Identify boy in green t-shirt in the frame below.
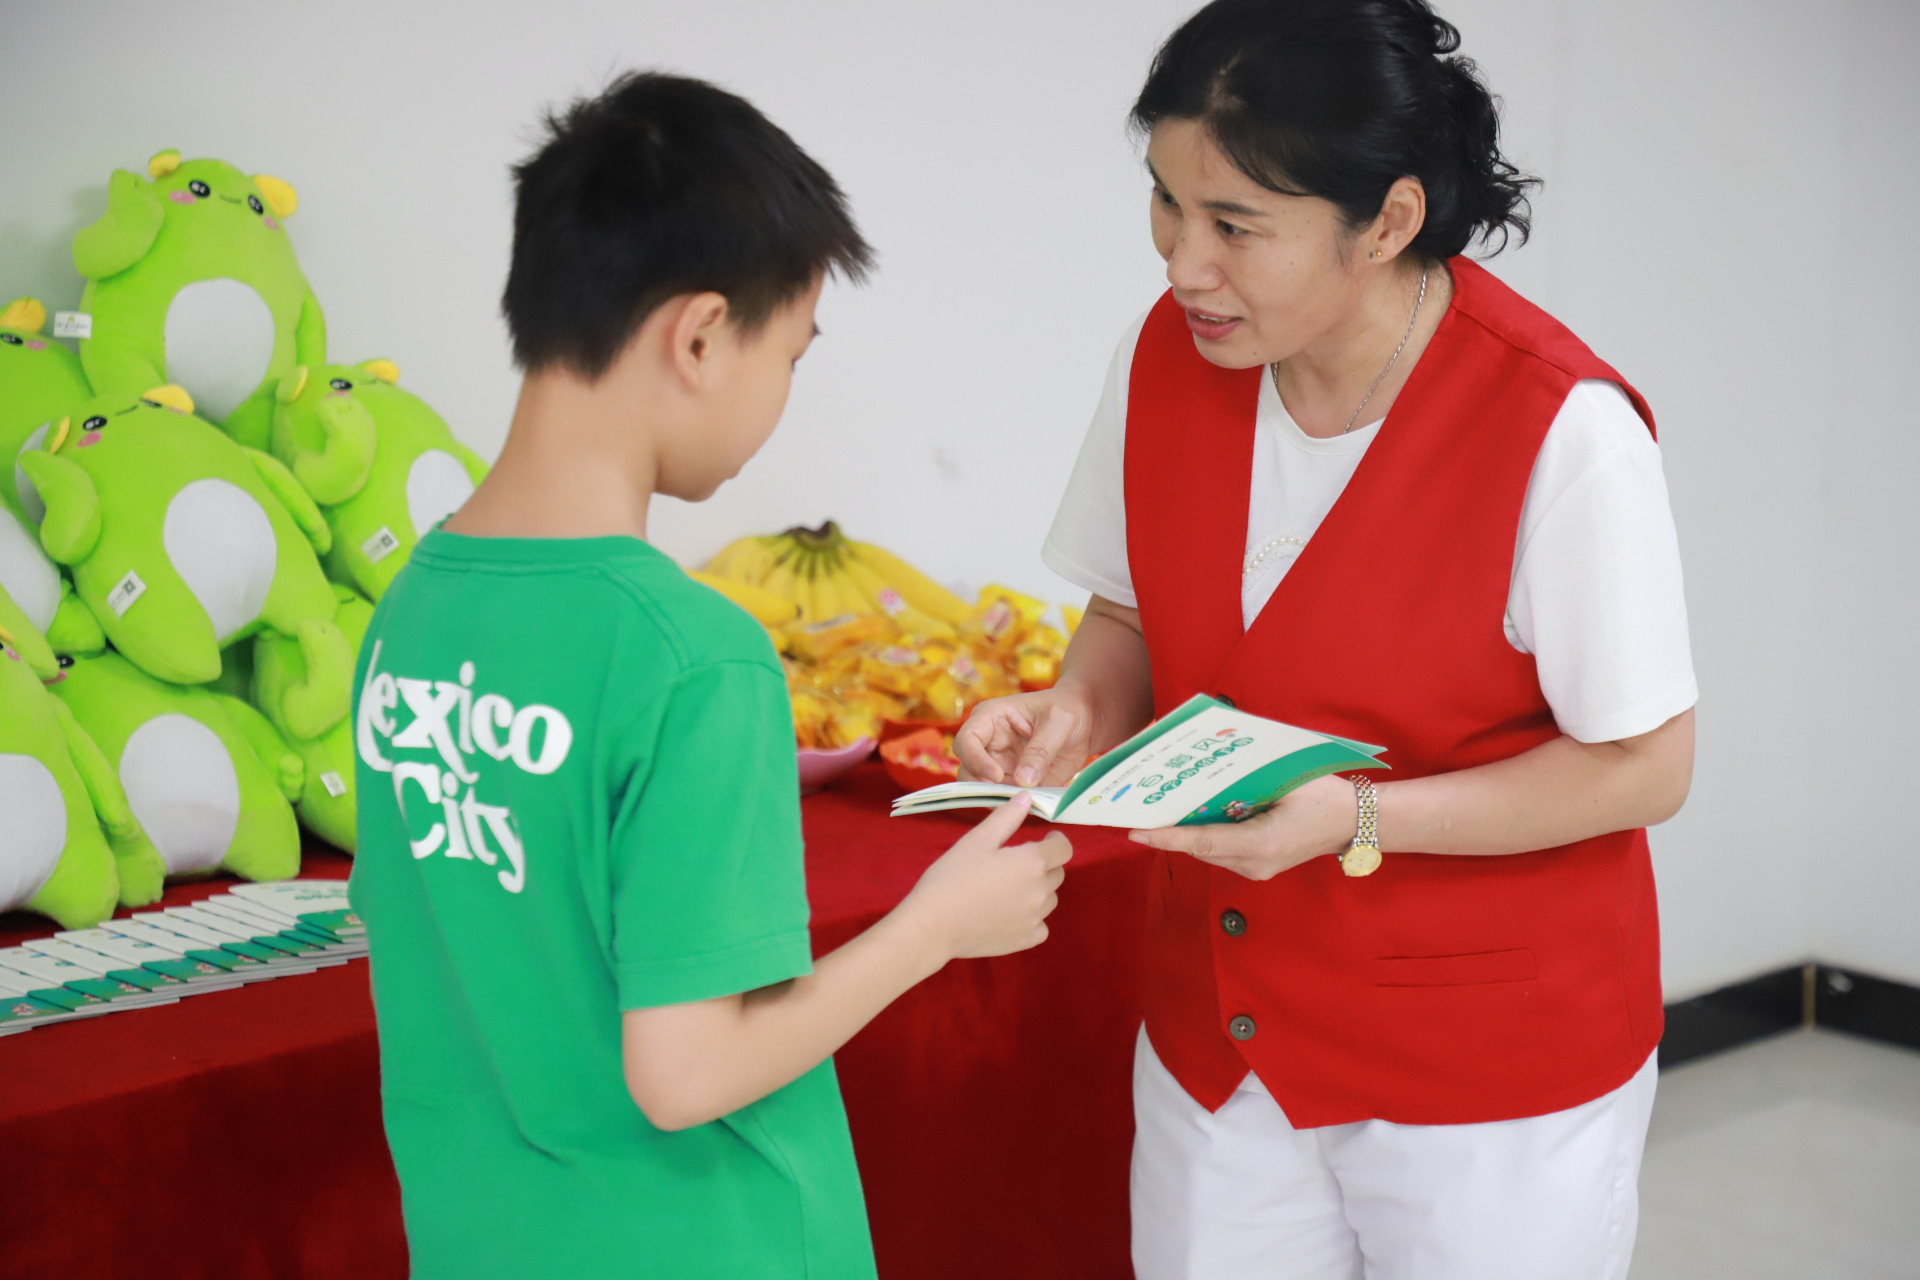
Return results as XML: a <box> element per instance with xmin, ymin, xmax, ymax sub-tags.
<box><xmin>349</xmin><ymin>72</ymin><xmax>1071</xmax><ymax>1280</ymax></box>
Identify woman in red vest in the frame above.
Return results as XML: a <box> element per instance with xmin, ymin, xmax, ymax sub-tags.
<box><xmin>957</xmin><ymin>1</ymin><xmax>1696</xmax><ymax>1276</ymax></box>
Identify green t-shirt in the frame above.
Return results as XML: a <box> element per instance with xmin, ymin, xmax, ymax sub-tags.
<box><xmin>350</xmin><ymin>531</ymin><xmax>874</xmax><ymax>1280</ymax></box>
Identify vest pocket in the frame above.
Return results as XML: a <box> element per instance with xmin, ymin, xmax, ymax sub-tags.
<box><xmin>1368</xmin><ymin>948</ymin><xmax>1538</xmax><ymax>987</ymax></box>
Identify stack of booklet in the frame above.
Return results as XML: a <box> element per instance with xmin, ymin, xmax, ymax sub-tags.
<box><xmin>0</xmin><ymin>880</ymin><xmax>366</xmax><ymax>1036</ymax></box>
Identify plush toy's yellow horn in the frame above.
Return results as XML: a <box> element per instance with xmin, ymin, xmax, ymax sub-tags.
<box><xmin>0</xmin><ymin>624</ymin><xmax>15</xmax><ymax>648</ymax></box>
<box><xmin>0</xmin><ymin>298</ymin><xmax>46</xmax><ymax>332</ymax></box>
<box><xmin>278</xmin><ymin>366</ymin><xmax>309</xmax><ymax>403</ymax></box>
<box><xmin>47</xmin><ymin>417</ymin><xmax>70</xmax><ymax>453</ymax></box>
<box><xmin>362</xmin><ymin>359</ymin><xmax>401</xmax><ymax>385</ymax></box>
<box><xmin>149</xmin><ymin>149</ymin><xmax>182</xmax><ymax>179</ymax></box>
<box><xmin>144</xmin><ymin>385</ymin><xmax>195</xmax><ymax>414</ymax></box>
<box><xmin>253</xmin><ymin>174</ymin><xmax>298</xmax><ymax>219</ymax></box>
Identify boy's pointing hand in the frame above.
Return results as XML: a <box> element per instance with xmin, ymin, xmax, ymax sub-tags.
<box><xmin>903</xmin><ymin>795</ymin><xmax>1073</xmax><ymax>960</ymax></box>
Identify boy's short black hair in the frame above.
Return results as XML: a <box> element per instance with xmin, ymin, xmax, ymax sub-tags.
<box><xmin>503</xmin><ymin>71</ymin><xmax>873</xmax><ymax>378</ymax></box>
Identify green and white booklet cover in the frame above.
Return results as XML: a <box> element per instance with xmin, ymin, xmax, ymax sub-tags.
<box><xmin>891</xmin><ymin>693</ymin><xmax>1387</xmax><ymax>829</ymax></box>
<box><xmin>229</xmin><ymin>881</ymin><xmax>365</xmax><ymax>941</ymax></box>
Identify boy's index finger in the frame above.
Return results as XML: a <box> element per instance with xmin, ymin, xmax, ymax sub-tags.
<box><xmin>971</xmin><ymin>792</ymin><xmax>1035</xmax><ymax>846</ymax></box>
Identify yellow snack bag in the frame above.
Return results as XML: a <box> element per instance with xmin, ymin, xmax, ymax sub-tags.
<box><xmin>828</xmin><ymin>699</ymin><xmax>883</xmax><ymax>748</ymax></box>
<box><xmin>1024</xmin><ymin>624</ymin><xmax>1067</xmax><ymax>655</ymax></box>
<box><xmin>1015</xmin><ymin>646</ymin><xmax>1062</xmax><ymax>690</ymax></box>
<box><xmin>788</xmin><ymin>613</ymin><xmax>893</xmax><ymax>663</ymax></box>
<box><xmin>861</xmin><ymin>645</ymin><xmax>932</xmax><ymax>697</ymax></box>
<box><xmin>850</xmin><ymin>687</ymin><xmax>912</xmax><ymax>723</ymax></box>
<box><xmin>819</xmin><ymin>652</ymin><xmax>871</xmax><ymax>699</ymax></box>
<box><xmin>790</xmin><ymin>688</ymin><xmax>837</xmax><ymax>750</ymax></box>
<box><xmin>917</xmin><ymin>637</ymin><xmax>959</xmax><ymax>668</ymax></box>
<box><xmin>947</xmin><ymin>649</ymin><xmax>987</xmax><ymax>689</ymax></box>
<box><xmin>956</xmin><ymin>642</ymin><xmax>1020</xmax><ymax>699</ymax></box>
<box><xmin>968</xmin><ymin>584</ymin><xmax>1046</xmax><ymax>650</ymax></box>
<box><xmin>917</xmin><ymin>672</ymin><xmax>971</xmax><ymax>724</ymax></box>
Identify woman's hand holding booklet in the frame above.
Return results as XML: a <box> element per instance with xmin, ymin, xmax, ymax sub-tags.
<box><xmin>892</xmin><ymin>694</ymin><xmax>1385</xmax><ymax>830</ymax></box>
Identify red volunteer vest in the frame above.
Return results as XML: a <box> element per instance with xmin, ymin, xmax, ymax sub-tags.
<box><xmin>1124</xmin><ymin>258</ymin><xmax>1663</xmax><ymax>1127</ymax></box>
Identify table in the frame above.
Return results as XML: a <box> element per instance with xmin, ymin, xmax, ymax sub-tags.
<box><xmin>0</xmin><ymin>763</ymin><xmax>1152</xmax><ymax>1280</ymax></box>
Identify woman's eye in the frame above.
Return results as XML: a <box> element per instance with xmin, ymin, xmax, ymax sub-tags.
<box><xmin>188</xmin><ymin>180</ymin><xmax>211</xmax><ymax>198</ymax></box>
<box><xmin>329</xmin><ymin>378</ymin><xmax>353</xmax><ymax>391</ymax></box>
<box><xmin>84</xmin><ymin>415</ymin><xmax>107</xmax><ymax>431</ymax></box>
<box><xmin>1155</xmin><ymin>188</ymin><xmax>1177</xmax><ymax>208</ymax></box>
<box><xmin>0</xmin><ymin>333</ymin><xmax>20</xmax><ymax>346</ymax></box>
<box><xmin>248</xmin><ymin>194</ymin><xmax>264</xmax><ymax>215</ymax></box>
<box><xmin>1216</xmin><ymin>220</ymin><xmax>1245</xmax><ymax>237</ymax></box>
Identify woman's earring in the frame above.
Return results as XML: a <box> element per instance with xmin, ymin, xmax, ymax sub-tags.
<box><xmin>1370</xmin><ymin>249</ymin><xmax>1384</xmax><ymax>259</ymax></box>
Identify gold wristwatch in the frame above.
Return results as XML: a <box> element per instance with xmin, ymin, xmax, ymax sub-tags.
<box><xmin>1340</xmin><ymin>776</ymin><xmax>1382</xmax><ymax>877</ymax></box>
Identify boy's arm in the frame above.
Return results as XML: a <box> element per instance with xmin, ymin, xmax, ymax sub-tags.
<box><xmin>621</xmin><ymin>797</ymin><xmax>1068</xmax><ymax>1132</ymax></box>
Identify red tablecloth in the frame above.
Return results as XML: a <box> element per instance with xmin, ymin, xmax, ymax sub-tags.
<box><xmin>0</xmin><ymin>763</ymin><xmax>1150</xmax><ymax>1280</ymax></box>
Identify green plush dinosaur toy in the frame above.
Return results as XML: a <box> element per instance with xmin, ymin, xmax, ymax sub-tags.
<box><xmin>253</xmin><ymin>583</ymin><xmax>373</xmax><ymax>851</ymax></box>
<box><xmin>51</xmin><ymin>648</ymin><xmax>303</xmax><ymax>886</ymax></box>
<box><xmin>270</xmin><ymin>359</ymin><xmax>488</xmax><ymax>599</ymax></box>
<box><xmin>71</xmin><ymin>150</ymin><xmax>325</xmax><ymax>451</ymax></box>
<box><xmin>0</xmin><ymin>597</ymin><xmax>165</xmax><ymax>926</ymax></box>
<box><xmin>2</xmin><ymin>297</ymin><xmax>93</xmax><ymax>498</ymax></box>
<box><xmin>0</xmin><ymin>297</ymin><xmax>104</xmax><ymax>656</ymax></box>
<box><xmin>16</xmin><ymin>385</ymin><xmax>352</xmax><ymax>739</ymax></box>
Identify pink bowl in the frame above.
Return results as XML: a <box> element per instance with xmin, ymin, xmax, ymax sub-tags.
<box><xmin>798</xmin><ymin>737</ymin><xmax>876</xmax><ymax>795</ymax></box>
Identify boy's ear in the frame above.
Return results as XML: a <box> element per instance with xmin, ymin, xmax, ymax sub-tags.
<box><xmin>668</xmin><ymin>291</ymin><xmax>733</xmax><ymax>388</ymax></box>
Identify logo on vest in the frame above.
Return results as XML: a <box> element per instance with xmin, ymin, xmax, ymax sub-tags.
<box><xmin>356</xmin><ymin>640</ymin><xmax>574</xmax><ymax>894</ymax></box>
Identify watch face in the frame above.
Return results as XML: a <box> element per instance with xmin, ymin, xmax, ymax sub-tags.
<box><xmin>1341</xmin><ymin>844</ymin><xmax>1383</xmax><ymax>877</ymax></box>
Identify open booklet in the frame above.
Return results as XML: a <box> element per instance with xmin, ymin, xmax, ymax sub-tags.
<box><xmin>890</xmin><ymin>694</ymin><xmax>1388</xmax><ymax>829</ymax></box>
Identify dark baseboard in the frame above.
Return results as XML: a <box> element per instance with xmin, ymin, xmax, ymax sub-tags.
<box><xmin>1813</xmin><ymin>964</ymin><xmax>1920</xmax><ymax>1054</ymax></box>
<box><xmin>1659</xmin><ymin>965</ymin><xmax>1806</xmax><ymax>1069</ymax></box>
<box><xmin>1660</xmin><ymin>961</ymin><xmax>1920</xmax><ymax>1069</ymax></box>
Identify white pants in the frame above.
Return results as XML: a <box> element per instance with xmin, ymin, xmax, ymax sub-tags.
<box><xmin>1130</xmin><ymin>1027</ymin><xmax>1657</xmax><ymax>1280</ymax></box>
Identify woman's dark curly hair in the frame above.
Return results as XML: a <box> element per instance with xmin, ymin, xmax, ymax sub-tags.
<box><xmin>1133</xmin><ymin>0</ymin><xmax>1538</xmax><ymax>258</ymax></box>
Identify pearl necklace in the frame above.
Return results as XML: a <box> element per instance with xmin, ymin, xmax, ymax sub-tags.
<box><xmin>1243</xmin><ymin>534</ymin><xmax>1306</xmax><ymax>577</ymax></box>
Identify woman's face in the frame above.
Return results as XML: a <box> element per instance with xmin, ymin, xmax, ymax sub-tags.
<box><xmin>1147</xmin><ymin>119</ymin><xmax>1363</xmax><ymax>370</ymax></box>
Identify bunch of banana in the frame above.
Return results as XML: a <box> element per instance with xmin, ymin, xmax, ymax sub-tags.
<box><xmin>687</xmin><ymin>570</ymin><xmax>800</xmax><ymax>628</ymax></box>
<box><xmin>704</xmin><ymin>522</ymin><xmax>971</xmax><ymax>634</ymax></box>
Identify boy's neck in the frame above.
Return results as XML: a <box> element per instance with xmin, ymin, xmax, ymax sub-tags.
<box><xmin>444</xmin><ymin>366</ymin><xmax>659</xmax><ymax>541</ymax></box>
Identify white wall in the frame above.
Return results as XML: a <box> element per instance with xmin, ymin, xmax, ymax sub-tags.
<box><xmin>1805</xmin><ymin>0</ymin><xmax>1920</xmax><ymax>987</ymax></box>
<box><xmin>2</xmin><ymin>0</ymin><xmax>1913</xmax><ymax>995</ymax></box>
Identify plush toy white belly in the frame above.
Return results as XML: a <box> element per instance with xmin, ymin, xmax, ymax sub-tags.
<box><xmin>0</xmin><ymin>754</ymin><xmax>66</xmax><ymax>911</ymax></box>
<box><xmin>119</xmin><ymin>713</ymin><xmax>238</xmax><ymax>876</ymax></box>
<box><xmin>406</xmin><ymin>449</ymin><xmax>475</xmax><ymax>536</ymax></box>
<box><xmin>163</xmin><ymin>478</ymin><xmax>277</xmax><ymax>643</ymax></box>
<box><xmin>0</xmin><ymin>506</ymin><xmax>60</xmax><ymax>631</ymax></box>
<box><xmin>164</xmin><ymin>278</ymin><xmax>276</xmax><ymax>423</ymax></box>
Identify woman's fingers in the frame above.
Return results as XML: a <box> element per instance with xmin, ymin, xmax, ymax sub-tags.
<box><xmin>1013</xmin><ymin>703</ymin><xmax>1084</xmax><ymax>787</ymax></box>
<box><xmin>956</xmin><ymin>701</ymin><xmax>1041</xmax><ymax>783</ymax></box>
<box><xmin>953</xmin><ymin>717</ymin><xmax>1001</xmax><ymax>782</ymax></box>
<box><xmin>1130</xmin><ymin>825</ymin><xmax>1234</xmax><ymax>858</ymax></box>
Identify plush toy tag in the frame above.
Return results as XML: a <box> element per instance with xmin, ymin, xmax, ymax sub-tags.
<box><xmin>52</xmin><ymin>311</ymin><xmax>93</xmax><ymax>340</ymax></box>
<box><xmin>107</xmin><ymin>570</ymin><xmax>147</xmax><ymax>617</ymax></box>
<box><xmin>320</xmin><ymin>770</ymin><xmax>348</xmax><ymax>798</ymax></box>
<box><xmin>361</xmin><ymin>526</ymin><xmax>402</xmax><ymax>564</ymax></box>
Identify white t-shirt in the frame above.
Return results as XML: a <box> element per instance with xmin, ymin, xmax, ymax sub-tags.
<box><xmin>1042</xmin><ymin>312</ymin><xmax>1698</xmax><ymax>745</ymax></box>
